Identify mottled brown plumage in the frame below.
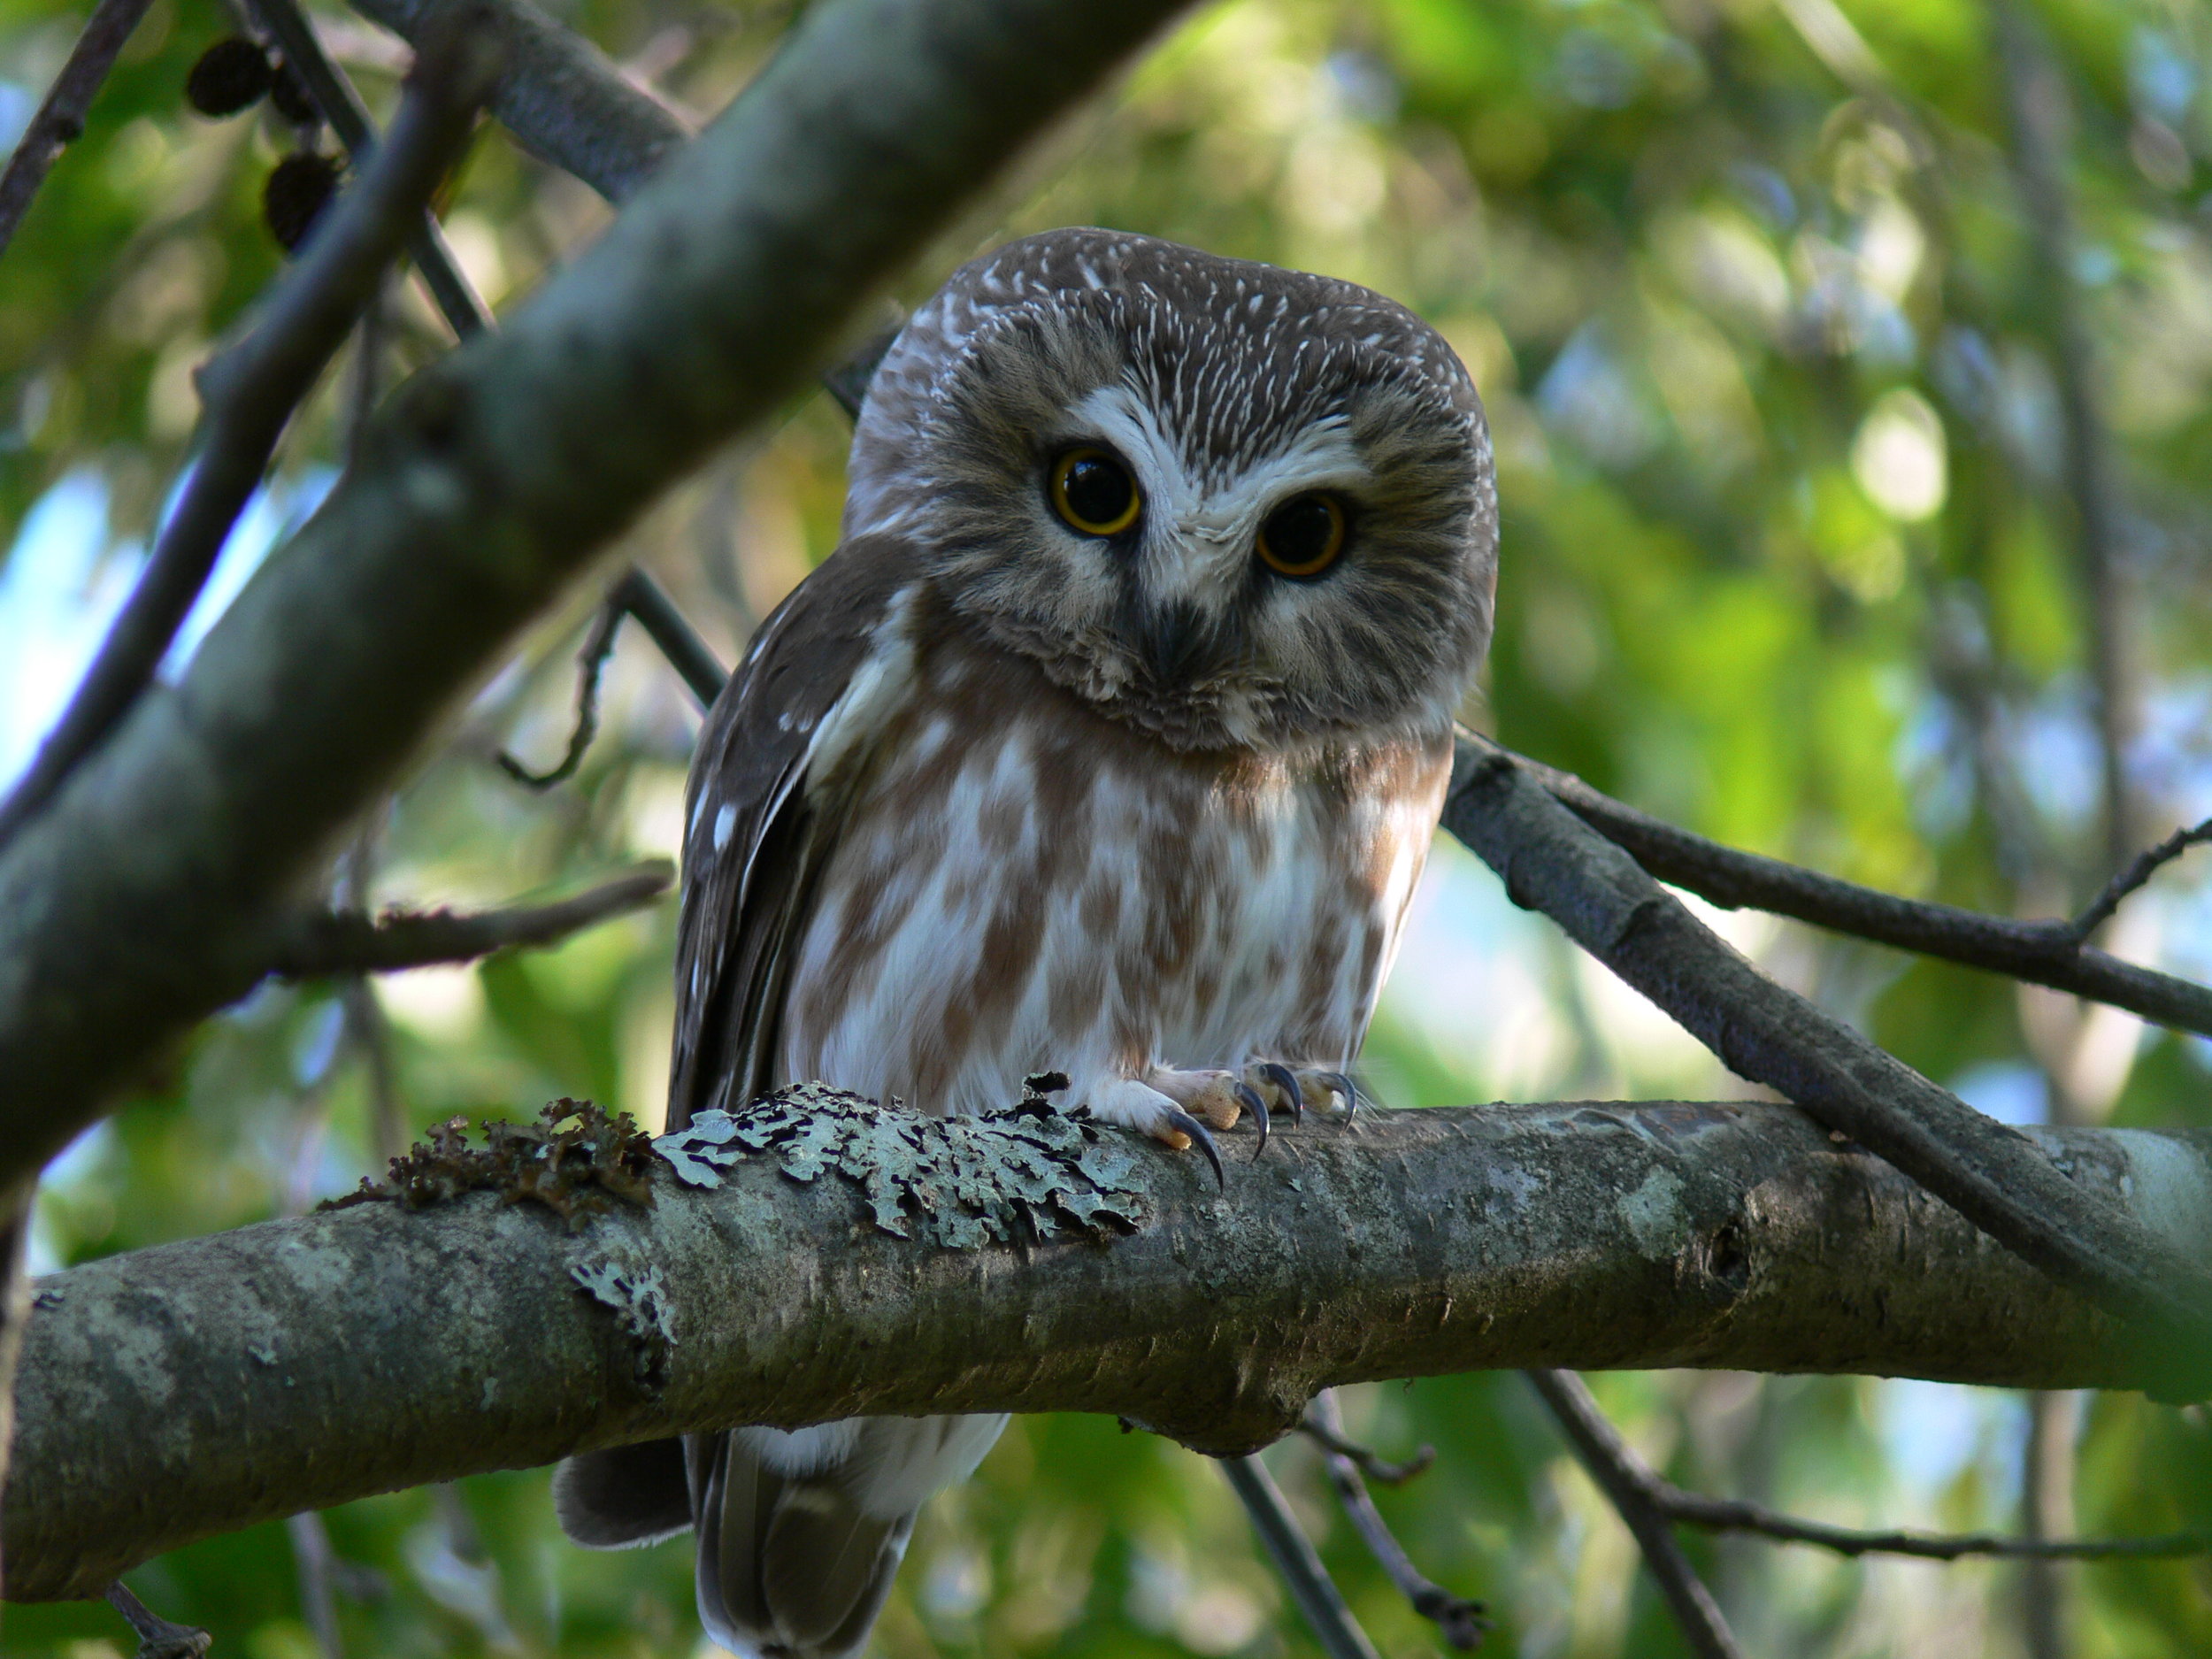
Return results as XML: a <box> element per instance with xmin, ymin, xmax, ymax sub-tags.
<box><xmin>556</xmin><ymin>228</ymin><xmax>1497</xmax><ymax>1659</ymax></box>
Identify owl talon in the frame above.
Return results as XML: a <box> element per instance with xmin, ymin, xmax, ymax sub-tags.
<box><xmin>1252</xmin><ymin>1062</ymin><xmax>1304</xmax><ymax>1125</ymax></box>
<box><xmin>1235</xmin><ymin>1080</ymin><xmax>1271</xmax><ymax>1157</ymax></box>
<box><xmin>1315</xmin><ymin>1070</ymin><xmax>1362</xmax><ymax>1119</ymax></box>
<box><xmin>1160</xmin><ymin>1106</ymin><xmax>1226</xmax><ymax>1188</ymax></box>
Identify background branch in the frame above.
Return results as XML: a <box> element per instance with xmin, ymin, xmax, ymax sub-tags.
<box><xmin>269</xmin><ymin>862</ymin><xmax>670</xmax><ymax>977</ymax></box>
<box><xmin>1526</xmin><ymin>1369</ymin><xmax>1744</xmax><ymax>1659</ymax></box>
<box><xmin>1219</xmin><ymin>1455</ymin><xmax>1380</xmax><ymax>1659</ymax></box>
<box><xmin>0</xmin><ymin>0</ymin><xmax>155</xmax><ymax>258</ymax></box>
<box><xmin>8</xmin><ymin>1099</ymin><xmax>2208</xmax><ymax>1601</ymax></box>
<box><xmin>0</xmin><ymin>18</ymin><xmax>499</xmax><ymax>852</ymax></box>
<box><xmin>1445</xmin><ymin>734</ymin><xmax>2212</xmax><ymax>1389</ymax></box>
<box><xmin>1503</xmin><ymin>745</ymin><xmax>2212</xmax><ymax>1039</ymax></box>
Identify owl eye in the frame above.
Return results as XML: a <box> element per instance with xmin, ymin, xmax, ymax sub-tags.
<box><xmin>1256</xmin><ymin>493</ymin><xmax>1347</xmax><ymax>579</ymax></box>
<box><xmin>1048</xmin><ymin>448</ymin><xmax>1141</xmax><ymax>537</ymax></box>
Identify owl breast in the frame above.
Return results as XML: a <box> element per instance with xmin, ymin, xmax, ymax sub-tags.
<box><xmin>777</xmin><ymin>627</ymin><xmax>1450</xmax><ymax>1117</ymax></box>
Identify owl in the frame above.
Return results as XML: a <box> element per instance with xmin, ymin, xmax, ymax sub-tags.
<box><xmin>552</xmin><ymin>228</ymin><xmax>1498</xmax><ymax>1658</ymax></box>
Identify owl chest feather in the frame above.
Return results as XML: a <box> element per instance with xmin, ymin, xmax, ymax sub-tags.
<box><xmin>777</xmin><ymin>634</ymin><xmax>1448</xmax><ymax>1118</ymax></box>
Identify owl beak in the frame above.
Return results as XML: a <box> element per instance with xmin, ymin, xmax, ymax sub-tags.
<box><xmin>1133</xmin><ymin>597</ymin><xmax>1218</xmax><ymax>687</ymax></box>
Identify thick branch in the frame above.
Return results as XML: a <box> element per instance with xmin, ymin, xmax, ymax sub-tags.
<box><xmin>8</xmin><ymin>1101</ymin><xmax>2208</xmax><ymax>1601</ymax></box>
<box><xmin>0</xmin><ymin>20</ymin><xmax>498</xmax><ymax>852</ymax></box>
<box><xmin>0</xmin><ymin>0</ymin><xmax>155</xmax><ymax>257</ymax></box>
<box><xmin>1447</xmin><ymin>736</ymin><xmax>2212</xmax><ymax>1390</ymax></box>
<box><xmin>269</xmin><ymin>862</ymin><xmax>670</xmax><ymax>977</ymax></box>
<box><xmin>0</xmin><ymin>0</ymin><xmax>1196</xmax><ymax>1188</ymax></box>
<box><xmin>1506</xmin><ymin>747</ymin><xmax>2212</xmax><ymax>1040</ymax></box>
<box><xmin>343</xmin><ymin>0</ymin><xmax>690</xmax><ymax>203</ymax></box>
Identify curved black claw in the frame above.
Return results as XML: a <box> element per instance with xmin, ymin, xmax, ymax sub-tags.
<box><xmin>1235</xmin><ymin>1080</ymin><xmax>1271</xmax><ymax>1158</ymax></box>
<box><xmin>1316</xmin><ymin>1070</ymin><xmax>1362</xmax><ymax>1120</ymax></box>
<box><xmin>1161</xmin><ymin>1105</ymin><xmax>1226</xmax><ymax>1189</ymax></box>
<box><xmin>1255</xmin><ymin>1062</ymin><xmax>1303</xmax><ymax>1125</ymax></box>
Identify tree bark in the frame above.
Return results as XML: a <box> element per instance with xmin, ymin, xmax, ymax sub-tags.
<box><xmin>9</xmin><ymin>1100</ymin><xmax>2207</xmax><ymax>1602</ymax></box>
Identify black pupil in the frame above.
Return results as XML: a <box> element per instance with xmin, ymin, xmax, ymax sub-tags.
<box><xmin>1064</xmin><ymin>455</ymin><xmax>1133</xmax><ymax>528</ymax></box>
<box><xmin>1266</xmin><ymin>496</ymin><xmax>1336</xmax><ymax>567</ymax></box>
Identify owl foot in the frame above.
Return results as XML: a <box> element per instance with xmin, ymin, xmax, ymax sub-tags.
<box><xmin>1244</xmin><ymin>1063</ymin><xmax>1363</xmax><ymax>1124</ymax></box>
<box><xmin>1084</xmin><ymin>1076</ymin><xmax>1235</xmax><ymax>1187</ymax></box>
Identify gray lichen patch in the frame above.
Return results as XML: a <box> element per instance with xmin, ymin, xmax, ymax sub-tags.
<box><xmin>570</xmin><ymin>1256</ymin><xmax>677</xmax><ymax>1392</ymax></box>
<box><xmin>656</xmin><ymin>1081</ymin><xmax>1148</xmax><ymax>1248</ymax></box>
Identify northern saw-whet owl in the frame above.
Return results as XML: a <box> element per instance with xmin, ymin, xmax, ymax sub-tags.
<box><xmin>553</xmin><ymin>228</ymin><xmax>1499</xmax><ymax>1658</ymax></box>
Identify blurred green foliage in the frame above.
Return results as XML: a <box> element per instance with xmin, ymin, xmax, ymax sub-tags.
<box><xmin>6</xmin><ymin>0</ymin><xmax>2212</xmax><ymax>1653</ymax></box>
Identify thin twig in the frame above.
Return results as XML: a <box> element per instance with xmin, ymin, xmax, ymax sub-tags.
<box><xmin>104</xmin><ymin>1582</ymin><xmax>212</xmax><ymax>1659</ymax></box>
<box><xmin>1525</xmin><ymin>1371</ymin><xmax>1746</xmax><ymax>1659</ymax></box>
<box><xmin>498</xmin><ymin>590</ymin><xmax>628</xmax><ymax>787</ymax></box>
<box><xmin>611</xmin><ymin>568</ymin><xmax>727</xmax><ymax>710</ymax></box>
<box><xmin>1447</xmin><ymin>735</ymin><xmax>2212</xmax><ymax>1392</ymax></box>
<box><xmin>1307</xmin><ymin>1394</ymin><xmax>1486</xmax><ymax>1650</ymax></box>
<box><xmin>0</xmin><ymin>0</ymin><xmax>156</xmax><ymax>259</ymax></box>
<box><xmin>1217</xmin><ymin>1454</ymin><xmax>1382</xmax><ymax>1659</ymax></box>
<box><xmin>1505</xmin><ymin>744</ymin><xmax>2212</xmax><ymax>1041</ymax></box>
<box><xmin>1992</xmin><ymin>0</ymin><xmax>2136</xmax><ymax>874</ymax></box>
<box><xmin>2070</xmin><ymin>818</ymin><xmax>2212</xmax><ymax>940</ymax></box>
<box><xmin>0</xmin><ymin>18</ymin><xmax>500</xmax><ymax>853</ymax></box>
<box><xmin>286</xmin><ymin>1511</ymin><xmax>345</xmax><ymax>1657</ymax></box>
<box><xmin>270</xmin><ymin>863</ymin><xmax>671</xmax><ymax>978</ymax></box>
<box><xmin>1297</xmin><ymin>1406</ymin><xmax>1435</xmax><ymax>1486</ymax></box>
<box><xmin>250</xmin><ymin>0</ymin><xmax>493</xmax><ymax>338</ymax></box>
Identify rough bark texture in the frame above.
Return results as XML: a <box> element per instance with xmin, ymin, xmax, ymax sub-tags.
<box><xmin>11</xmin><ymin>1101</ymin><xmax>2208</xmax><ymax>1602</ymax></box>
<box><xmin>0</xmin><ymin>0</ymin><xmax>1195</xmax><ymax>1190</ymax></box>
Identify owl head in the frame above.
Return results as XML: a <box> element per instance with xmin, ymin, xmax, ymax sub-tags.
<box><xmin>847</xmin><ymin>229</ymin><xmax>1497</xmax><ymax>752</ymax></box>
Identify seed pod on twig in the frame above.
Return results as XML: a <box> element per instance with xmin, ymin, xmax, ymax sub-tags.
<box><xmin>268</xmin><ymin>58</ymin><xmax>319</xmax><ymax>126</ymax></box>
<box><xmin>263</xmin><ymin>151</ymin><xmax>342</xmax><ymax>252</ymax></box>
<box><xmin>185</xmin><ymin>36</ymin><xmax>274</xmax><ymax>118</ymax></box>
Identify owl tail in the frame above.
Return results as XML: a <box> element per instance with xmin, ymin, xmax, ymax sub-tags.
<box><xmin>554</xmin><ymin>1414</ymin><xmax>1007</xmax><ymax>1659</ymax></box>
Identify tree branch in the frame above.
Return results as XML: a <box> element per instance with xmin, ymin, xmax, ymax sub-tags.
<box><xmin>0</xmin><ymin>0</ymin><xmax>156</xmax><ymax>258</ymax></box>
<box><xmin>342</xmin><ymin>0</ymin><xmax>690</xmax><ymax>204</ymax></box>
<box><xmin>1443</xmin><ymin>737</ymin><xmax>2212</xmax><ymax>1393</ymax></box>
<box><xmin>0</xmin><ymin>16</ymin><xmax>500</xmax><ymax>853</ymax></box>
<box><xmin>1306</xmin><ymin>1393</ymin><xmax>1486</xmax><ymax>1650</ymax></box>
<box><xmin>1218</xmin><ymin>1455</ymin><xmax>1380</xmax><ymax>1659</ymax></box>
<box><xmin>7</xmin><ymin>1098</ymin><xmax>2208</xmax><ymax>1601</ymax></box>
<box><xmin>1502</xmin><ymin>745</ymin><xmax>2212</xmax><ymax>1040</ymax></box>
<box><xmin>269</xmin><ymin>862</ymin><xmax>671</xmax><ymax>977</ymax></box>
<box><xmin>0</xmin><ymin>0</ymin><xmax>1200</xmax><ymax>1190</ymax></box>
<box><xmin>249</xmin><ymin>0</ymin><xmax>492</xmax><ymax>339</ymax></box>
<box><xmin>1526</xmin><ymin>1370</ymin><xmax>1744</xmax><ymax>1659</ymax></box>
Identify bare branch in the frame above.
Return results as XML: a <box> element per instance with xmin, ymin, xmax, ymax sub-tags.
<box><xmin>1502</xmin><ymin>744</ymin><xmax>2212</xmax><ymax>1040</ymax></box>
<box><xmin>9</xmin><ymin>1099</ymin><xmax>2208</xmax><ymax>1601</ymax></box>
<box><xmin>1307</xmin><ymin>1394</ymin><xmax>1486</xmax><ymax>1650</ymax></box>
<box><xmin>104</xmin><ymin>1582</ymin><xmax>211</xmax><ymax>1659</ymax></box>
<box><xmin>1219</xmin><ymin>1455</ymin><xmax>1381</xmax><ymax>1659</ymax></box>
<box><xmin>497</xmin><ymin>589</ymin><xmax>628</xmax><ymax>787</ymax></box>
<box><xmin>1445</xmin><ymin>735</ymin><xmax>2212</xmax><ymax>1393</ymax></box>
<box><xmin>270</xmin><ymin>863</ymin><xmax>672</xmax><ymax>978</ymax></box>
<box><xmin>343</xmin><ymin>0</ymin><xmax>691</xmax><ymax>204</ymax></box>
<box><xmin>0</xmin><ymin>18</ymin><xmax>500</xmax><ymax>854</ymax></box>
<box><xmin>611</xmin><ymin>568</ymin><xmax>726</xmax><ymax>710</ymax></box>
<box><xmin>1297</xmin><ymin>1407</ymin><xmax>1434</xmax><ymax>1486</ymax></box>
<box><xmin>1525</xmin><ymin>1371</ymin><xmax>1745</xmax><ymax>1659</ymax></box>
<box><xmin>1530</xmin><ymin>1366</ymin><xmax>2208</xmax><ymax>1569</ymax></box>
<box><xmin>250</xmin><ymin>0</ymin><xmax>492</xmax><ymax>338</ymax></box>
<box><xmin>0</xmin><ymin>0</ymin><xmax>1201</xmax><ymax>1190</ymax></box>
<box><xmin>2070</xmin><ymin>817</ymin><xmax>2212</xmax><ymax>941</ymax></box>
<box><xmin>0</xmin><ymin>0</ymin><xmax>156</xmax><ymax>258</ymax></box>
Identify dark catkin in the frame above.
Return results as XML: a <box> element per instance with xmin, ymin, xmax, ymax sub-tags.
<box><xmin>263</xmin><ymin>151</ymin><xmax>342</xmax><ymax>253</ymax></box>
<box><xmin>184</xmin><ymin>36</ymin><xmax>274</xmax><ymax>119</ymax></box>
<box><xmin>268</xmin><ymin>59</ymin><xmax>319</xmax><ymax>126</ymax></box>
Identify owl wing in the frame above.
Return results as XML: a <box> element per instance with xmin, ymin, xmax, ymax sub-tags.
<box><xmin>666</xmin><ymin>532</ymin><xmax>922</xmax><ymax>1133</ymax></box>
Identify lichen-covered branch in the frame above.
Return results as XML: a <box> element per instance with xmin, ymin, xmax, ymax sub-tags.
<box><xmin>0</xmin><ymin>0</ymin><xmax>1198</xmax><ymax>1192</ymax></box>
<box><xmin>10</xmin><ymin>1097</ymin><xmax>2208</xmax><ymax>1602</ymax></box>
